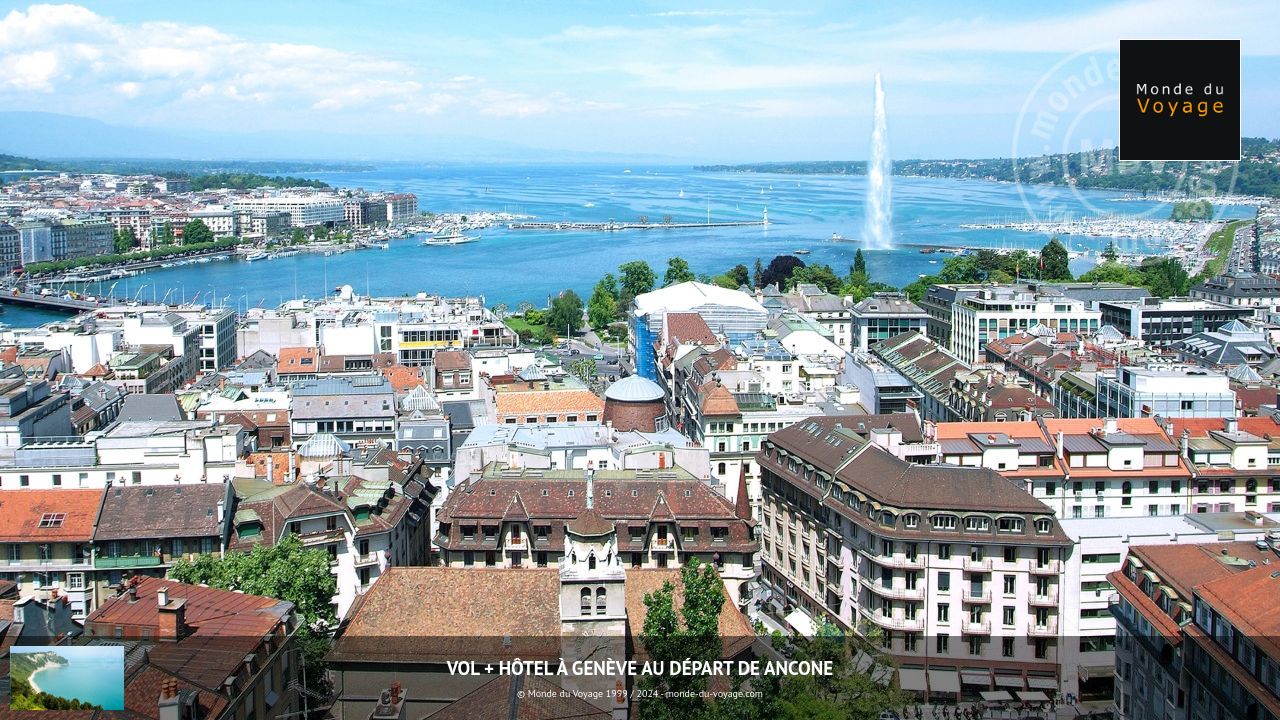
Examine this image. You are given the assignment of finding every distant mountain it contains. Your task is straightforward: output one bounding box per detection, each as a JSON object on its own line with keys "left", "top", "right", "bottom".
{"left": 0, "top": 111, "right": 679, "bottom": 164}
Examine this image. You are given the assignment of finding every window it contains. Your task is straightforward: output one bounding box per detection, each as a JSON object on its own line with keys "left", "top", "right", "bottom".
{"left": 596, "top": 588, "right": 608, "bottom": 615}
{"left": 580, "top": 588, "right": 592, "bottom": 616}
{"left": 1003, "top": 607, "right": 1015, "bottom": 626}
{"left": 485, "top": 551, "right": 496, "bottom": 567}
{"left": 938, "top": 544, "right": 951, "bottom": 560}
{"left": 937, "top": 603, "right": 950, "bottom": 622}
{"left": 37, "top": 513, "right": 65, "bottom": 529}
{"left": 51, "top": 474, "right": 61, "bottom": 487}
{"left": 996, "top": 517, "right": 1024, "bottom": 533}
{"left": 937, "top": 572, "right": 950, "bottom": 592}
{"left": 1003, "top": 546, "right": 1017, "bottom": 563}
{"left": 936, "top": 635, "right": 949, "bottom": 655}
{"left": 1002, "top": 637, "right": 1015, "bottom": 657}
{"left": 19, "top": 475, "right": 29, "bottom": 487}
{"left": 1002, "top": 575, "right": 1016, "bottom": 595}
{"left": 1035, "top": 518, "right": 1051, "bottom": 534}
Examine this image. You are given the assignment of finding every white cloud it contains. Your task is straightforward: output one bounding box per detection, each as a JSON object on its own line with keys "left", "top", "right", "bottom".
{"left": 115, "top": 81, "right": 140, "bottom": 98}
{"left": 0, "top": 50, "right": 60, "bottom": 91}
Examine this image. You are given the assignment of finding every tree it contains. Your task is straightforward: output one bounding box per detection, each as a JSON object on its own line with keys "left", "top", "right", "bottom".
{"left": 113, "top": 228, "right": 137, "bottom": 254}
{"left": 726, "top": 264, "right": 750, "bottom": 288}
{"left": 637, "top": 559, "right": 727, "bottom": 720}
{"left": 313, "top": 225, "right": 330, "bottom": 241}
{"left": 516, "top": 301, "right": 535, "bottom": 316}
{"left": 853, "top": 249, "right": 867, "bottom": 276}
{"left": 758, "top": 255, "right": 806, "bottom": 290}
{"left": 546, "top": 289, "right": 585, "bottom": 336}
{"left": 182, "top": 219, "right": 214, "bottom": 246}
{"left": 619, "top": 260, "right": 656, "bottom": 298}
{"left": 588, "top": 276, "right": 619, "bottom": 329}
{"left": 169, "top": 534, "right": 337, "bottom": 702}
{"left": 1102, "top": 240, "right": 1119, "bottom": 262}
{"left": 1140, "top": 257, "right": 1191, "bottom": 297}
{"left": 158, "top": 222, "right": 176, "bottom": 246}
{"left": 664, "top": 256, "right": 696, "bottom": 286}
{"left": 290, "top": 227, "right": 306, "bottom": 245}
{"left": 752, "top": 258, "right": 764, "bottom": 288}
{"left": 789, "top": 263, "right": 842, "bottom": 293}
{"left": 567, "top": 357, "right": 597, "bottom": 385}
{"left": 1078, "top": 261, "right": 1143, "bottom": 285}
{"left": 1039, "top": 238, "right": 1072, "bottom": 281}
{"left": 492, "top": 302, "right": 509, "bottom": 319}
{"left": 768, "top": 623, "right": 908, "bottom": 720}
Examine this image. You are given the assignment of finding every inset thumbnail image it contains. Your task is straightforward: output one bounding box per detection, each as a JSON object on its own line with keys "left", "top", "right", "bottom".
{"left": 9, "top": 646, "right": 125, "bottom": 711}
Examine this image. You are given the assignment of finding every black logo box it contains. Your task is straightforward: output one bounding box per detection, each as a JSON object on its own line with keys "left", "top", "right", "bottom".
{"left": 1119, "top": 39, "right": 1240, "bottom": 162}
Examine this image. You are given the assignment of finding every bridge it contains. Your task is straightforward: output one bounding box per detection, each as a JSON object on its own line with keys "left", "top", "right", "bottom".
{"left": 0, "top": 289, "right": 104, "bottom": 313}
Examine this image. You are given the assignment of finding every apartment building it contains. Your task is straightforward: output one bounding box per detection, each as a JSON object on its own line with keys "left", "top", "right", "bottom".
{"left": 872, "top": 331, "right": 970, "bottom": 422}
{"left": 433, "top": 464, "right": 759, "bottom": 605}
{"left": 230, "top": 195, "right": 345, "bottom": 227}
{"left": 0, "top": 222, "right": 21, "bottom": 272}
{"left": 1191, "top": 270, "right": 1280, "bottom": 317}
{"left": 290, "top": 376, "right": 397, "bottom": 446}
{"left": 0, "top": 365, "right": 74, "bottom": 462}
{"left": 759, "top": 416, "right": 1073, "bottom": 698}
{"left": 1169, "top": 416, "right": 1280, "bottom": 514}
{"left": 1109, "top": 541, "right": 1280, "bottom": 720}
{"left": 773, "top": 283, "right": 856, "bottom": 351}
{"left": 0, "top": 489, "right": 100, "bottom": 617}
{"left": 1099, "top": 297, "right": 1252, "bottom": 346}
{"left": 950, "top": 285, "right": 1101, "bottom": 364}
{"left": 384, "top": 193, "right": 419, "bottom": 223}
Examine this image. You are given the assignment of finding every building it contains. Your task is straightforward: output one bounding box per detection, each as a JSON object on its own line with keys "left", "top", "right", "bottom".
{"left": 774, "top": 284, "right": 855, "bottom": 351}
{"left": 290, "top": 376, "right": 397, "bottom": 446}
{"left": 95, "top": 206, "right": 154, "bottom": 245}
{"left": 384, "top": 193, "right": 418, "bottom": 223}
{"left": 1098, "top": 297, "right": 1252, "bottom": 346}
{"left": 15, "top": 216, "right": 113, "bottom": 264}
{"left": 1093, "top": 365, "right": 1238, "bottom": 419}
{"left": 850, "top": 293, "right": 929, "bottom": 352}
{"left": 187, "top": 207, "right": 240, "bottom": 238}
{"left": 488, "top": 369, "right": 604, "bottom": 426}
{"left": 758, "top": 416, "right": 1074, "bottom": 698}
{"left": 0, "top": 365, "right": 74, "bottom": 463}
{"left": 1191, "top": 270, "right": 1280, "bottom": 317}
{"left": 839, "top": 351, "right": 924, "bottom": 415}
{"left": 0, "top": 222, "right": 20, "bottom": 272}
{"left": 230, "top": 195, "right": 345, "bottom": 227}
{"left": 1108, "top": 541, "right": 1280, "bottom": 720}
{"left": 1169, "top": 416, "right": 1280, "bottom": 514}
{"left": 433, "top": 463, "right": 758, "bottom": 605}
{"left": 950, "top": 285, "right": 1101, "bottom": 364}
{"left": 630, "top": 282, "right": 769, "bottom": 381}
{"left": 431, "top": 349, "right": 474, "bottom": 398}
{"left": 602, "top": 375, "right": 668, "bottom": 432}
{"left": 228, "top": 444, "right": 435, "bottom": 618}
{"left": 1174, "top": 319, "right": 1279, "bottom": 371}
{"left": 242, "top": 210, "right": 291, "bottom": 239}
{"left": 82, "top": 576, "right": 300, "bottom": 720}
{"left": 872, "top": 331, "right": 970, "bottom": 422}
{"left": 0, "top": 488, "right": 100, "bottom": 617}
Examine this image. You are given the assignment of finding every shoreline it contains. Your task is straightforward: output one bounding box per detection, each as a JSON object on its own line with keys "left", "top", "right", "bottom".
{"left": 26, "top": 658, "right": 58, "bottom": 694}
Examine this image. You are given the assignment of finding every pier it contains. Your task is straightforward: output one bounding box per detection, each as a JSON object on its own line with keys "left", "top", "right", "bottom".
{"left": 508, "top": 212, "right": 769, "bottom": 233}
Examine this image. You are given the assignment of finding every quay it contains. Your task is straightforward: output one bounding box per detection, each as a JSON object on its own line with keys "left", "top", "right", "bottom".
{"left": 0, "top": 289, "right": 106, "bottom": 312}
{"left": 508, "top": 212, "right": 769, "bottom": 233}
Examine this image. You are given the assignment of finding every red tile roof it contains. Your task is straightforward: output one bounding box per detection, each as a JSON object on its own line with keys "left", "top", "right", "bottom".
{"left": 665, "top": 312, "right": 718, "bottom": 346}
{"left": 276, "top": 347, "right": 317, "bottom": 374}
{"left": 1169, "top": 416, "right": 1280, "bottom": 438}
{"left": 380, "top": 365, "right": 424, "bottom": 394}
{"left": 0, "top": 489, "right": 102, "bottom": 542}
{"left": 433, "top": 350, "right": 472, "bottom": 371}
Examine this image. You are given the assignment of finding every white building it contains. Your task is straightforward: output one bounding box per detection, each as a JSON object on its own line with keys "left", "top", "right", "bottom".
{"left": 231, "top": 196, "right": 345, "bottom": 227}
{"left": 951, "top": 286, "right": 1101, "bottom": 364}
{"left": 1094, "top": 365, "right": 1237, "bottom": 419}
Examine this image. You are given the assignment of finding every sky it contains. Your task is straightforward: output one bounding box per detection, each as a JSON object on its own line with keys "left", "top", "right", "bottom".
{"left": 0, "top": 1, "right": 1278, "bottom": 162}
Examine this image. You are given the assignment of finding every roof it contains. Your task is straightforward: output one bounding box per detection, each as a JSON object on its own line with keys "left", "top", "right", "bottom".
{"left": 117, "top": 394, "right": 184, "bottom": 423}
{"left": 664, "top": 312, "right": 718, "bottom": 345}
{"left": 1195, "top": 564, "right": 1280, "bottom": 660}
{"left": 604, "top": 375, "right": 664, "bottom": 403}
{"left": 380, "top": 365, "right": 425, "bottom": 394}
{"left": 433, "top": 349, "right": 472, "bottom": 371}
{"left": 0, "top": 489, "right": 101, "bottom": 542}
{"left": 276, "top": 346, "right": 317, "bottom": 374}
{"left": 495, "top": 389, "right": 604, "bottom": 418}
{"left": 297, "top": 432, "right": 351, "bottom": 458}
{"left": 94, "top": 484, "right": 226, "bottom": 542}
{"left": 633, "top": 281, "right": 767, "bottom": 318}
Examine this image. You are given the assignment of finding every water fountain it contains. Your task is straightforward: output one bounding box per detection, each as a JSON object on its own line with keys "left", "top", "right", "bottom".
{"left": 863, "top": 73, "right": 893, "bottom": 250}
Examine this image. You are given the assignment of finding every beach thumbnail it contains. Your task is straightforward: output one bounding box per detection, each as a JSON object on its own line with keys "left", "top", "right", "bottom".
{"left": 9, "top": 646, "right": 124, "bottom": 711}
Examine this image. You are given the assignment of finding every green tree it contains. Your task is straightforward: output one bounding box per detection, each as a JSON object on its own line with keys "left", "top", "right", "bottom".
{"left": 169, "top": 534, "right": 337, "bottom": 702}
{"left": 182, "top": 219, "right": 214, "bottom": 246}
{"left": 158, "top": 222, "right": 176, "bottom": 246}
{"left": 619, "top": 260, "right": 657, "bottom": 298}
{"left": 492, "top": 302, "right": 509, "bottom": 318}
{"left": 725, "top": 263, "right": 750, "bottom": 288}
{"left": 567, "top": 357, "right": 597, "bottom": 385}
{"left": 637, "top": 559, "right": 727, "bottom": 720}
{"left": 113, "top": 227, "right": 137, "bottom": 254}
{"left": 769, "top": 623, "right": 908, "bottom": 720}
{"left": 664, "top": 256, "right": 696, "bottom": 286}
{"left": 752, "top": 258, "right": 764, "bottom": 288}
{"left": 789, "top": 262, "right": 842, "bottom": 293}
{"left": 1140, "top": 257, "right": 1191, "bottom": 297}
{"left": 1039, "top": 238, "right": 1072, "bottom": 280}
{"left": 546, "top": 289, "right": 585, "bottom": 336}
{"left": 290, "top": 227, "right": 306, "bottom": 245}
{"left": 853, "top": 249, "right": 867, "bottom": 276}
{"left": 588, "top": 275, "right": 619, "bottom": 329}
{"left": 759, "top": 255, "right": 806, "bottom": 289}
{"left": 313, "top": 225, "right": 330, "bottom": 241}
{"left": 1102, "top": 240, "right": 1119, "bottom": 262}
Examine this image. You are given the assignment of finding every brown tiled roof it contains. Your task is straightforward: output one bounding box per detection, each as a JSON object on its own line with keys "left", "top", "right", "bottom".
{"left": 434, "top": 350, "right": 472, "bottom": 371}
{"left": 1195, "top": 564, "right": 1280, "bottom": 660}
{"left": 94, "top": 484, "right": 225, "bottom": 542}
{"left": 495, "top": 390, "right": 604, "bottom": 418}
{"left": 276, "top": 347, "right": 317, "bottom": 374}
{"left": 0, "top": 489, "right": 101, "bottom": 542}
{"left": 566, "top": 507, "right": 613, "bottom": 536}
{"left": 626, "top": 569, "right": 755, "bottom": 661}
{"left": 83, "top": 362, "right": 112, "bottom": 378}
{"left": 1169, "top": 416, "right": 1280, "bottom": 438}
{"left": 698, "top": 381, "right": 739, "bottom": 416}
{"left": 124, "top": 664, "right": 230, "bottom": 720}
{"left": 1129, "top": 542, "right": 1269, "bottom": 600}
{"left": 665, "top": 312, "right": 718, "bottom": 346}
{"left": 380, "top": 365, "right": 425, "bottom": 393}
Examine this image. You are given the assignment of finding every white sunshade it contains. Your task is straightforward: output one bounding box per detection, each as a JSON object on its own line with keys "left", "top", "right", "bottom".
{"left": 784, "top": 609, "right": 816, "bottom": 638}
{"left": 928, "top": 668, "right": 961, "bottom": 694}
{"left": 898, "top": 667, "right": 928, "bottom": 692}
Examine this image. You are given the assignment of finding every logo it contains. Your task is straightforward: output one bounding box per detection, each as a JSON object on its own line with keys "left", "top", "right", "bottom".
{"left": 1120, "top": 40, "right": 1240, "bottom": 161}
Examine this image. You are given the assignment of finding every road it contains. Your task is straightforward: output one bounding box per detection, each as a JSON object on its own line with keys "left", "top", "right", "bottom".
{"left": 545, "top": 335, "right": 626, "bottom": 383}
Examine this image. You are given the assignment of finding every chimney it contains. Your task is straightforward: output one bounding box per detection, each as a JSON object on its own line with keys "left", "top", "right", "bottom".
{"left": 1225, "top": 417, "right": 1239, "bottom": 434}
{"left": 157, "top": 586, "right": 168, "bottom": 607}
{"left": 216, "top": 498, "right": 225, "bottom": 524}
{"left": 1180, "top": 429, "right": 1190, "bottom": 459}
{"left": 158, "top": 593, "right": 187, "bottom": 642}
{"left": 158, "top": 679, "right": 185, "bottom": 720}
{"left": 1103, "top": 418, "right": 1118, "bottom": 435}
{"left": 370, "top": 683, "right": 408, "bottom": 720}
{"left": 585, "top": 463, "right": 595, "bottom": 510}
{"left": 128, "top": 585, "right": 138, "bottom": 603}
{"left": 1055, "top": 431, "right": 1064, "bottom": 460}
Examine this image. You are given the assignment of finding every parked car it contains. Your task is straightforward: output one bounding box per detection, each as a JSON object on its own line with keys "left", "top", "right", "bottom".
{"left": 592, "top": 353, "right": 604, "bottom": 360}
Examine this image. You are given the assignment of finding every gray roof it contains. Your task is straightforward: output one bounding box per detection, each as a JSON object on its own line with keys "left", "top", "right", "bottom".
{"left": 116, "top": 393, "right": 183, "bottom": 423}
{"left": 604, "top": 375, "right": 664, "bottom": 402}
{"left": 292, "top": 375, "right": 392, "bottom": 396}
{"left": 298, "top": 433, "right": 350, "bottom": 458}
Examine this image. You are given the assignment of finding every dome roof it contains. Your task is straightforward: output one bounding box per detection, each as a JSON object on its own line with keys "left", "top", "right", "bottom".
{"left": 298, "top": 433, "right": 351, "bottom": 459}
{"left": 604, "top": 375, "right": 665, "bottom": 403}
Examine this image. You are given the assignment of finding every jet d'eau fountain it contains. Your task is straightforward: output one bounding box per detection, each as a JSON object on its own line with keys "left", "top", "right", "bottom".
{"left": 863, "top": 73, "right": 893, "bottom": 250}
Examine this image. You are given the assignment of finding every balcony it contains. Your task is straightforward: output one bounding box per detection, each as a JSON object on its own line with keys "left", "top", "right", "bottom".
{"left": 864, "top": 579, "right": 925, "bottom": 601}
{"left": 506, "top": 536, "right": 526, "bottom": 550}
{"left": 651, "top": 537, "right": 675, "bottom": 552}
{"left": 868, "top": 613, "right": 924, "bottom": 631}
{"left": 95, "top": 555, "right": 164, "bottom": 569}
{"left": 353, "top": 552, "right": 381, "bottom": 567}
{"left": 1028, "top": 618, "right": 1059, "bottom": 636}
{"left": 1029, "top": 593, "right": 1059, "bottom": 607}
{"left": 299, "top": 529, "right": 346, "bottom": 547}
{"left": 1029, "top": 560, "right": 1062, "bottom": 575}
{"left": 961, "top": 619, "right": 992, "bottom": 634}
{"left": 860, "top": 548, "right": 924, "bottom": 569}
{"left": 963, "top": 588, "right": 992, "bottom": 603}
{"left": 6, "top": 558, "right": 92, "bottom": 569}
{"left": 963, "top": 557, "right": 993, "bottom": 571}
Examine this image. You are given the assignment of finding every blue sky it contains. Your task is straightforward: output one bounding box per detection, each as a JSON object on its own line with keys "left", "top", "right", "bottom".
{"left": 0, "top": 1, "right": 1277, "bottom": 161}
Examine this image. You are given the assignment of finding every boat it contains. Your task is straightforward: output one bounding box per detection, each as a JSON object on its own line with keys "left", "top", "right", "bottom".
{"left": 583, "top": 202, "right": 596, "bottom": 208}
{"left": 831, "top": 232, "right": 846, "bottom": 241}
{"left": 679, "top": 189, "right": 684, "bottom": 198}
{"left": 920, "top": 248, "right": 937, "bottom": 254}
{"left": 424, "top": 229, "right": 479, "bottom": 246}
{"left": 794, "top": 249, "right": 811, "bottom": 255}
{"left": 243, "top": 251, "right": 268, "bottom": 262}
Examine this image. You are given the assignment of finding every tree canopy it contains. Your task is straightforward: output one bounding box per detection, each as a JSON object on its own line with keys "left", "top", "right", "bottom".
{"left": 588, "top": 274, "right": 620, "bottom": 329}
{"left": 664, "top": 256, "right": 696, "bottom": 286}
{"left": 758, "top": 255, "right": 806, "bottom": 290}
{"left": 546, "top": 289, "right": 585, "bottom": 336}
{"left": 181, "top": 218, "right": 214, "bottom": 246}
{"left": 1039, "top": 238, "right": 1072, "bottom": 281}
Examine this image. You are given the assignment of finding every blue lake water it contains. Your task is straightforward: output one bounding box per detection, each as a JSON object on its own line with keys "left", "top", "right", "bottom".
{"left": 5, "top": 165, "right": 1255, "bottom": 327}
{"left": 29, "top": 657, "right": 124, "bottom": 710}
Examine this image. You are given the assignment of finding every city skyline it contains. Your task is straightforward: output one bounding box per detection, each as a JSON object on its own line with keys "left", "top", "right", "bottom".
{"left": 1, "top": 0, "right": 1279, "bottom": 162}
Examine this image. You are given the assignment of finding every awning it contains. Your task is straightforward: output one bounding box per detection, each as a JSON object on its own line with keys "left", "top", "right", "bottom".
{"left": 898, "top": 667, "right": 928, "bottom": 692}
{"left": 960, "top": 669, "right": 990, "bottom": 685}
{"left": 1026, "top": 677, "right": 1058, "bottom": 690}
{"left": 980, "top": 690, "right": 1013, "bottom": 702}
{"left": 994, "top": 674, "right": 1023, "bottom": 688}
{"left": 1078, "top": 664, "right": 1115, "bottom": 681}
{"left": 1017, "top": 690, "right": 1050, "bottom": 702}
{"left": 785, "top": 609, "right": 816, "bottom": 638}
{"left": 928, "top": 668, "right": 961, "bottom": 694}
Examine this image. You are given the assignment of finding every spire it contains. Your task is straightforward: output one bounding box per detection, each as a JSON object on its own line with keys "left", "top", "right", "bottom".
{"left": 734, "top": 465, "right": 751, "bottom": 522}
